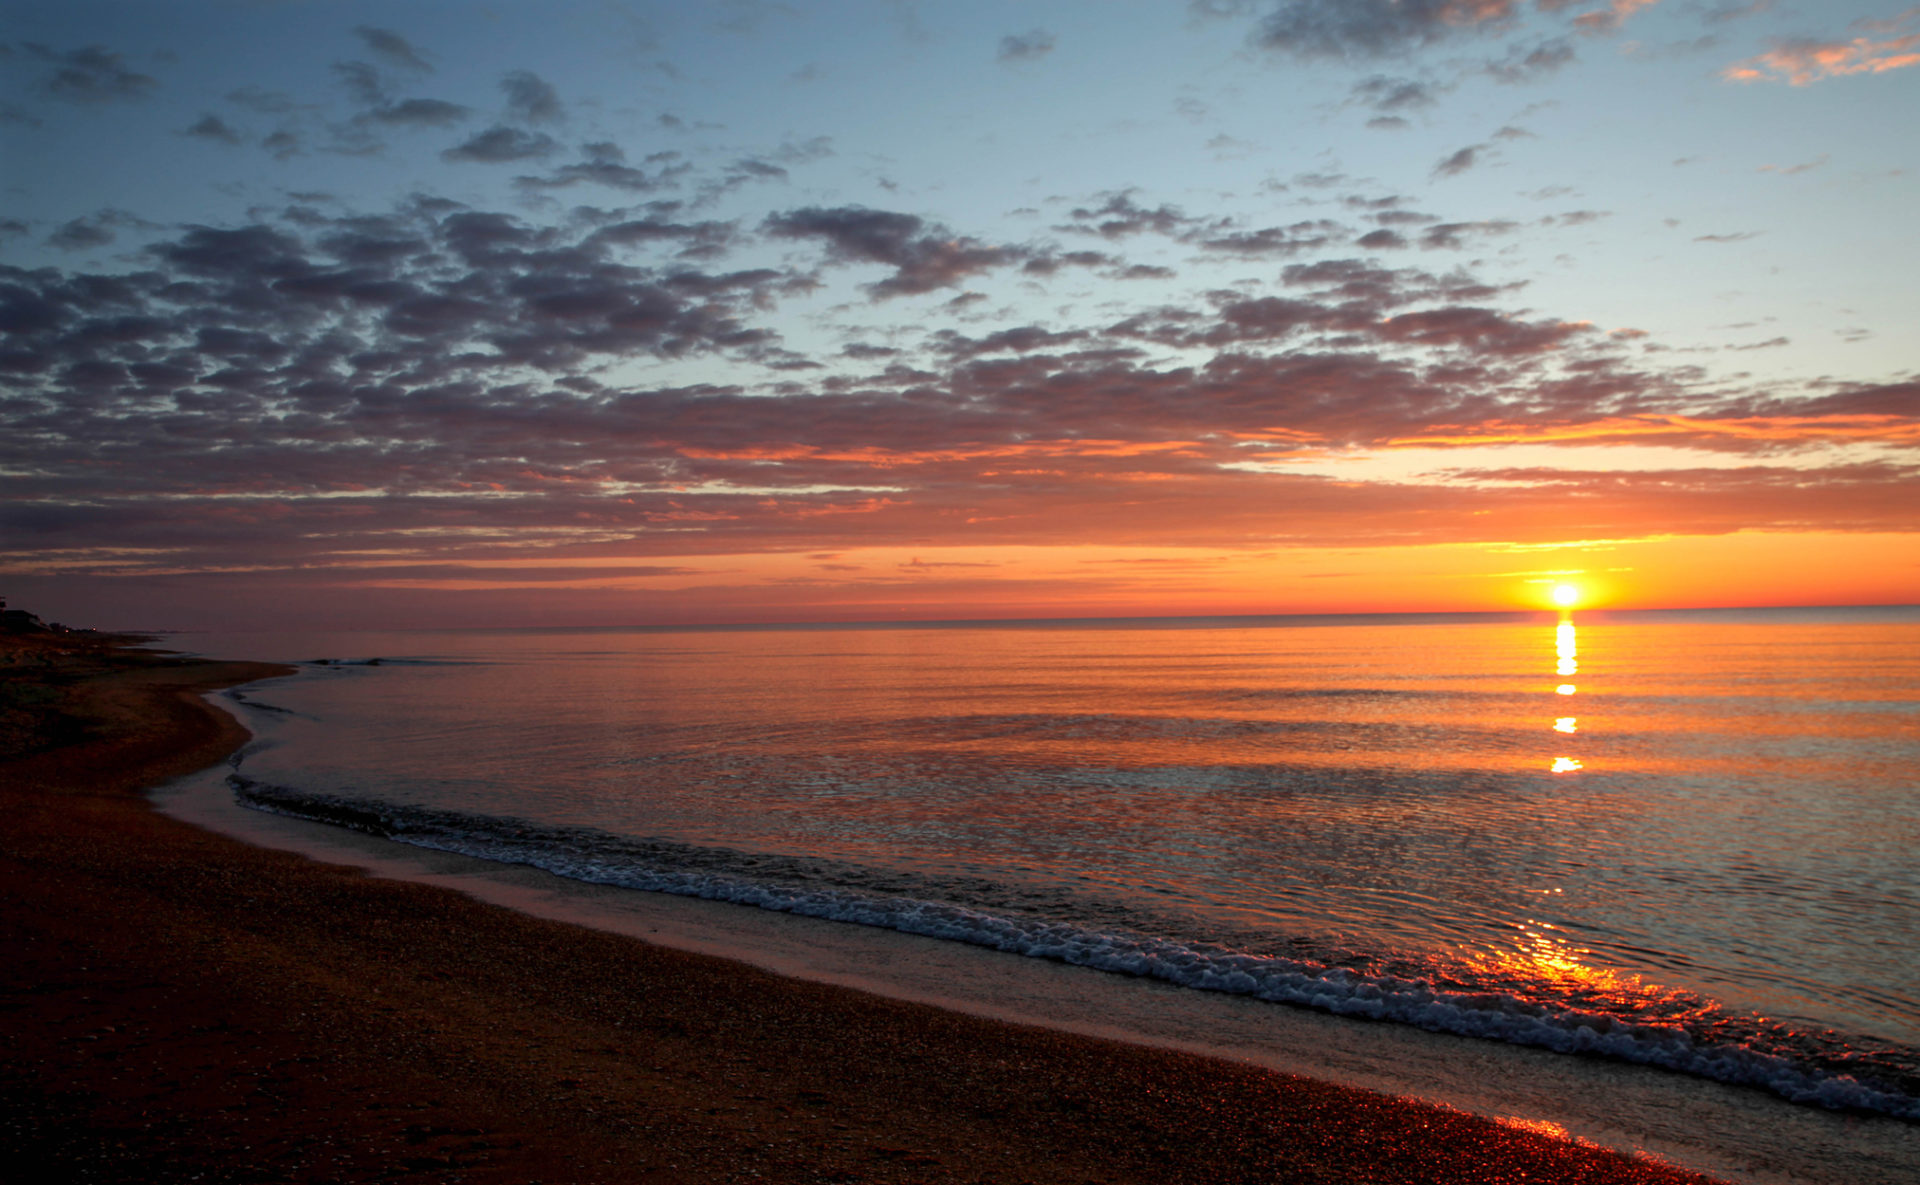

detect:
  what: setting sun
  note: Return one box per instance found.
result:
[1551,584,1581,608]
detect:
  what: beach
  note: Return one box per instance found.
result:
[0,628,1741,1183]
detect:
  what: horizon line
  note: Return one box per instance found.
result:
[131,601,1920,636]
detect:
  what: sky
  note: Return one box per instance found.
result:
[2,0,1916,630]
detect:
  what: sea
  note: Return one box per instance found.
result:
[162,607,1920,1182]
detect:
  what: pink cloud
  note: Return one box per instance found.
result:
[1571,0,1660,34]
[1724,28,1920,85]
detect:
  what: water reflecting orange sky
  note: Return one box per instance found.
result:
[201,607,1920,1110]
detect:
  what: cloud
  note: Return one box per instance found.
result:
[1060,193,1199,239]
[1485,38,1576,81]
[1758,154,1828,175]
[353,26,432,73]
[1020,250,1118,276]
[43,209,150,251]
[763,206,1026,297]
[1570,0,1661,35]
[1693,230,1759,243]
[262,130,302,160]
[502,70,563,123]
[227,85,300,114]
[25,43,158,103]
[1724,14,1920,84]
[1374,306,1593,353]
[998,29,1057,62]
[4,180,1914,614]
[333,60,390,108]
[368,98,471,127]
[1192,220,1343,257]
[934,327,1091,359]
[1704,1,1774,23]
[444,126,560,163]
[1432,144,1486,177]
[518,143,688,193]
[46,218,116,251]
[1250,0,1522,59]
[1350,75,1445,111]
[1419,219,1520,248]
[1281,258,1515,307]
[184,114,244,145]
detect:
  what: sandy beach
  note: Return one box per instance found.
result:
[0,629,1729,1183]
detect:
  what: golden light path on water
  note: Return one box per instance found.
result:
[1552,613,1580,774]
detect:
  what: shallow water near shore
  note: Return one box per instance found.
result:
[166,608,1920,1180]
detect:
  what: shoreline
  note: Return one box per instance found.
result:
[0,630,1801,1181]
[165,726,1920,1185]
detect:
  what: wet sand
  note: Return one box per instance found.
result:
[1,629,1729,1183]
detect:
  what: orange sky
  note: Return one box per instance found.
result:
[4,4,1917,630]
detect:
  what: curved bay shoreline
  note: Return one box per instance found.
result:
[1,629,1740,1183]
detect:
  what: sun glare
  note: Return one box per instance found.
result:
[1551,583,1580,608]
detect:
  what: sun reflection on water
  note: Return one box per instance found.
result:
[1462,921,1709,1022]
[1550,615,1583,771]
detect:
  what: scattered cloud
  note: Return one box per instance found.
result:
[1357,228,1410,249]
[24,43,158,103]
[998,29,1057,62]
[1704,1,1774,24]
[1570,0,1661,35]
[502,70,563,123]
[1723,13,1920,85]
[1418,219,1521,248]
[3,182,1914,601]
[1350,75,1445,112]
[42,208,150,251]
[354,26,432,73]
[367,98,471,127]
[1059,192,1197,240]
[1250,0,1522,60]
[444,125,560,163]
[1758,154,1828,175]
[764,206,1024,296]
[3,10,1913,617]
[184,113,243,145]
[1433,144,1487,178]
[1485,38,1577,82]
[227,85,300,114]
[518,142,687,192]
[262,130,302,160]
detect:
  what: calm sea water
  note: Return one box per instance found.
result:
[185,609,1920,1118]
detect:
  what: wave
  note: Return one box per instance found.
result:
[230,775,1919,1121]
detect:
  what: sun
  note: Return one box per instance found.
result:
[1551,583,1581,608]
